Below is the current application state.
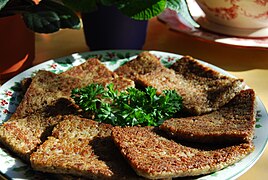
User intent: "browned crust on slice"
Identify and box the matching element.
[20,77,32,94]
[0,115,65,161]
[62,58,135,91]
[171,56,227,79]
[171,56,245,114]
[62,58,115,80]
[0,58,134,165]
[160,89,256,144]
[114,51,164,81]
[112,126,254,179]
[30,116,141,179]
[31,136,113,179]
[12,59,134,119]
[93,76,135,93]
[137,56,245,115]
[11,70,82,119]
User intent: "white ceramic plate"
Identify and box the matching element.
[0,50,267,179]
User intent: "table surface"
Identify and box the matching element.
[2,17,268,179]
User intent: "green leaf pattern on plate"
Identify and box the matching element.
[256,110,262,128]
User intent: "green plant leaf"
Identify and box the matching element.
[39,0,81,30]
[23,11,61,33]
[166,0,182,11]
[63,0,97,12]
[72,83,182,126]
[0,0,9,11]
[23,0,80,33]
[116,0,167,20]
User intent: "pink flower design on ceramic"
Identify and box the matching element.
[50,64,57,69]
[0,99,8,106]
[3,109,10,114]
[5,91,12,97]
[167,56,175,62]
[255,0,268,6]
[240,6,268,19]
[226,0,240,4]
[155,56,161,61]
[203,2,239,20]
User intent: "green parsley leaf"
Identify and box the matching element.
[71,83,182,126]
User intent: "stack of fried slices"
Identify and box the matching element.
[0,52,255,179]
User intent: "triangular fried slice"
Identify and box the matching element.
[0,115,65,161]
[160,89,256,144]
[11,70,82,119]
[62,58,134,91]
[112,126,254,179]
[30,116,141,179]
[114,51,164,81]
[0,70,83,161]
[0,58,134,162]
[137,55,245,115]
[13,58,134,119]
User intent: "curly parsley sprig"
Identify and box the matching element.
[71,83,182,126]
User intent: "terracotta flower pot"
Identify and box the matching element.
[81,5,148,50]
[0,14,35,83]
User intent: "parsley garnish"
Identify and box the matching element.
[71,84,182,126]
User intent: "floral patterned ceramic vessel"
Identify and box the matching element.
[194,0,268,37]
[196,0,268,28]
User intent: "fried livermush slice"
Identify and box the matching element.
[0,71,82,161]
[11,70,82,119]
[112,126,254,179]
[114,51,165,81]
[62,58,115,80]
[0,58,134,162]
[160,89,256,144]
[12,58,134,119]
[0,115,65,161]
[30,115,141,179]
[62,58,134,91]
[137,55,245,115]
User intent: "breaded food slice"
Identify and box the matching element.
[160,89,256,144]
[137,56,245,115]
[12,59,134,119]
[112,126,254,179]
[0,115,65,161]
[30,116,141,179]
[0,59,134,164]
[11,70,82,119]
[62,58,134,91]
[62,58,115,80]
[114,51,164,81]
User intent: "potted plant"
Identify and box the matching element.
[0,0,80,33]
[0,0,81,82]
[62,0,184,50]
